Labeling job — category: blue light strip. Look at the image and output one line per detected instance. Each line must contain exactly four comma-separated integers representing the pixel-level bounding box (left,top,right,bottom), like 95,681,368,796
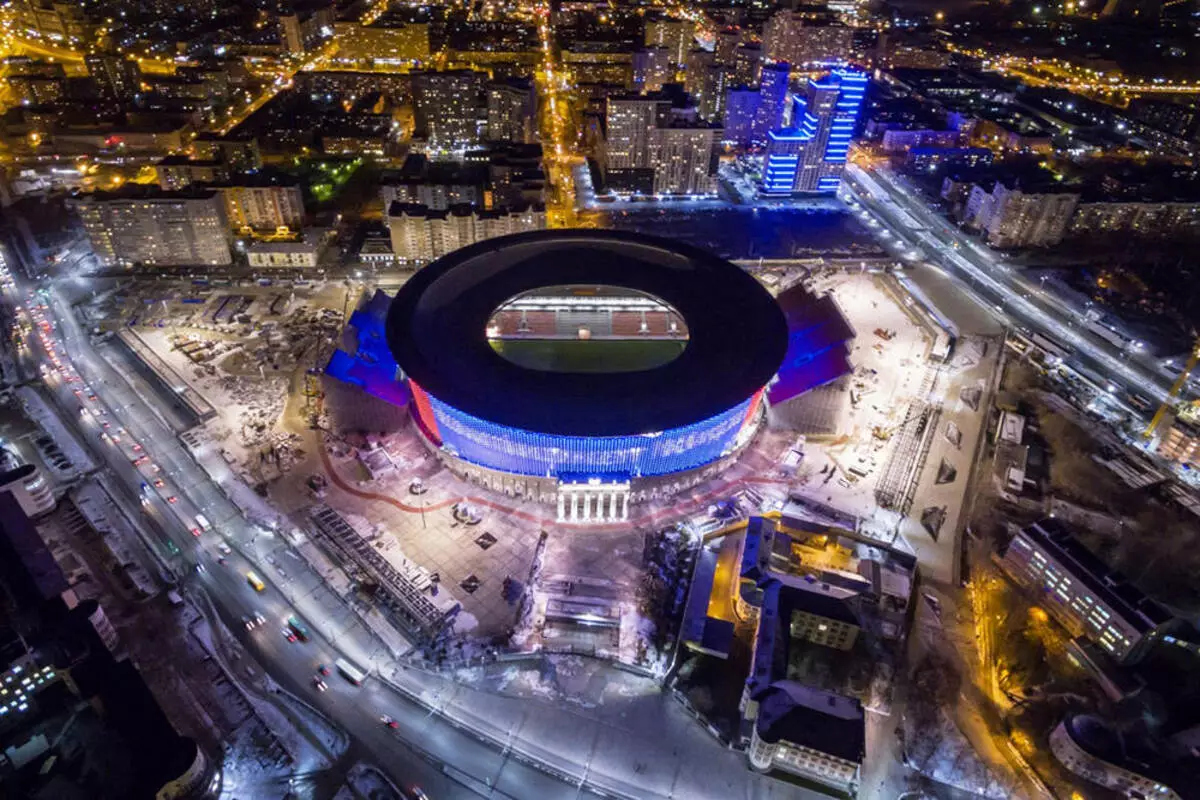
427,393,754,478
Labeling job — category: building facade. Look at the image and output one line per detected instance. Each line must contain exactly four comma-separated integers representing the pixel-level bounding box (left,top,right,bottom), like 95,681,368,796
966,183,1080,248
386,202,546,263
760,68,867,195
218,181,305,234
998,518,1172,663
1157,419,1200,467
412,70,487,153
644,18,694,66
762,11,853,68
632,47,673,94
77,190,232,267
486,79,537,144
649,125,722,196
752,62,792,147
603,95,670,170
1050,715,1181,800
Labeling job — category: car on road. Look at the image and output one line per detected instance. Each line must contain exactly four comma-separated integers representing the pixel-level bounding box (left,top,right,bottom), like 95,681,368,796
313,677,328,692
153,478,164,488
167,496,178,504
380,715,399,729
246,572,265,592
190,527,201,537
316,664,331,676
281,627,298,643
216,543,231,555
406,788,428,800
132,443,142,452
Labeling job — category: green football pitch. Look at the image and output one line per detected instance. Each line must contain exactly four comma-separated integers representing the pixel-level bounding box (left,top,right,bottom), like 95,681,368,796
489,338,686,373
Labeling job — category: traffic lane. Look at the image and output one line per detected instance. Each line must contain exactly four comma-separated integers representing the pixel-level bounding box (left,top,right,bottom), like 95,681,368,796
197,552,476,800
361,679,607,800
844,179,1158,403
858,168,1170,398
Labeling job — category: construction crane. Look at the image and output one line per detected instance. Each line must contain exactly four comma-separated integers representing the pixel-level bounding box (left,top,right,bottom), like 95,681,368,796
1143,337,1200,440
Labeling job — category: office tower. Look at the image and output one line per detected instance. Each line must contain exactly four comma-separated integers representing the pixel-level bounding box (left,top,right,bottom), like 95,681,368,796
724,86,761,145
85,52,139,100
632,47,673,94
763,11,853,67
604,96,671,170
644,17,695,66
698,65,730,123
733,43,763,86
486,78,537,143
760,67,866,195
412,70,487,152
753,62,792,147
76,189,232,266
649,125,722,195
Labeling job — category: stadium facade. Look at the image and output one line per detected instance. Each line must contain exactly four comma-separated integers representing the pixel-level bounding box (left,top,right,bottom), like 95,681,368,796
327,230,854,523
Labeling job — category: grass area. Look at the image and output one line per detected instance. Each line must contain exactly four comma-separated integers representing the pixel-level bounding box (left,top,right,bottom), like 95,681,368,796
489,338,685,373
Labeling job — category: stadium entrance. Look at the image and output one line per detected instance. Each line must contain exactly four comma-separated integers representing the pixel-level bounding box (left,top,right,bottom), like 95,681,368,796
486,285,688,374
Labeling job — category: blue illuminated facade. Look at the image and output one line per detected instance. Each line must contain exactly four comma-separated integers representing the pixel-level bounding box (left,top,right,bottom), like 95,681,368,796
759,68,867,196
418,388,757,480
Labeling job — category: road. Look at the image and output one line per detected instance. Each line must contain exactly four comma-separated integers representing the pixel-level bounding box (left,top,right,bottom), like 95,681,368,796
2,247,620,799
842,164,1176,409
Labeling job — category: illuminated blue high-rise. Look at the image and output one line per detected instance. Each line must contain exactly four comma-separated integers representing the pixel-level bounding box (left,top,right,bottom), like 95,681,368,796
759,68,867,195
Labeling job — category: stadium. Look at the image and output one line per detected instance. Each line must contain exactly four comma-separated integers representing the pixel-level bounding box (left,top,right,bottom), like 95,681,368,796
327,230,855,522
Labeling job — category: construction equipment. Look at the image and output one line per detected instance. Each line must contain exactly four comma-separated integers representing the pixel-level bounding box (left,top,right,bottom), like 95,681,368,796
1144,337,1200,440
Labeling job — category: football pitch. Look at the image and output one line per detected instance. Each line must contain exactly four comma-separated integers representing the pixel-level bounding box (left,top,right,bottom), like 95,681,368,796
489,338,686,373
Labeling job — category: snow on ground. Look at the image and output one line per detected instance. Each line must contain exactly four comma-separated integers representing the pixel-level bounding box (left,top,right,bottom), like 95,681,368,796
912,711,1014,799
333,762,403,800
137,328,288,470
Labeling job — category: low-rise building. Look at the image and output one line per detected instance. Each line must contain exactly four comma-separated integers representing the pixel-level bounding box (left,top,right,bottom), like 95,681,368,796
905,146,993,173
1157,418,1200,467
245,230,331,268
998,518,1173,663
1050,715,1182,800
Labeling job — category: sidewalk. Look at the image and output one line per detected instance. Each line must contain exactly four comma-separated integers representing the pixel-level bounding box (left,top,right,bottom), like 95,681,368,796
382,661,825,800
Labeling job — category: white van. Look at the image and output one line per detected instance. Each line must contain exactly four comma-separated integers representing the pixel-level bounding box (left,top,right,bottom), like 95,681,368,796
194,514,213,531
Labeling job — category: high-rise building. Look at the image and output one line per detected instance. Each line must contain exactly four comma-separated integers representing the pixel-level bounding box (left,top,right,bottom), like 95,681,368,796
412,70,487,153
733,43,763,87
632,47,673,94
760,68,866,195
964,181,1080,248
698,65,730,123
486,78,537,144
603,96,719,195
604,96,671,170
714,28,745,66
753,62,792,147
762,11,853,67
649,125,722,195
278,5,334,56
84,52,139,101
644,17,695,66
76,189,232,266
217,176,306,234
684,49,715,99
724,86,762,145
387,201,546,263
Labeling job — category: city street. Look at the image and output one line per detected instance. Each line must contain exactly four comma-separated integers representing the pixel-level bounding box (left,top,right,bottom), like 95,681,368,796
842,164,1175,409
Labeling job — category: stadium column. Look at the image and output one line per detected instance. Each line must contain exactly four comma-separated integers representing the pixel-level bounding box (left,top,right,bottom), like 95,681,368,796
557,491,566,522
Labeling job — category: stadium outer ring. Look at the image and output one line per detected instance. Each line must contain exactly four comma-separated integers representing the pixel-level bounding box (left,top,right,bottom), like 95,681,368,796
385,229,789,439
